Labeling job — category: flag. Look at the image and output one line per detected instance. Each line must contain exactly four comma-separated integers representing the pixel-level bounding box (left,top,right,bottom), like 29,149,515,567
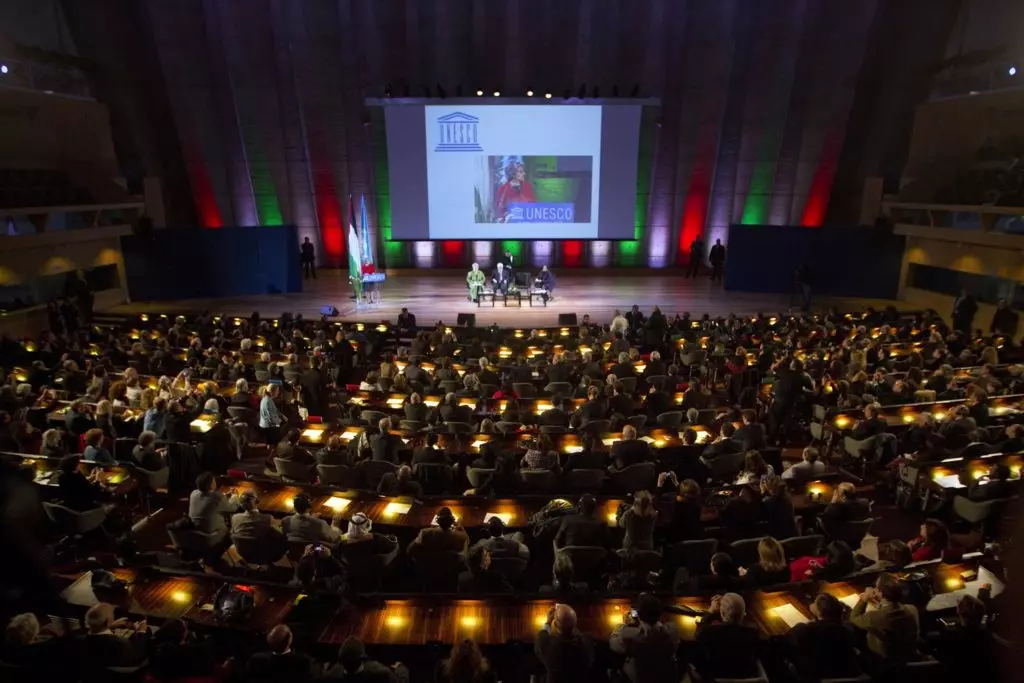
359,194,374,267
347,195,362,287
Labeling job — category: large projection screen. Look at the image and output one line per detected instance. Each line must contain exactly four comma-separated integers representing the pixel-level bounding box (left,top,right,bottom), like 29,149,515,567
384,103,641,240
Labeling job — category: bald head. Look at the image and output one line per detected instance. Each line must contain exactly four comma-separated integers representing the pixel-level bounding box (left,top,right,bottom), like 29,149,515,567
267,624,293,654
622,425,637,440
551,603,577,635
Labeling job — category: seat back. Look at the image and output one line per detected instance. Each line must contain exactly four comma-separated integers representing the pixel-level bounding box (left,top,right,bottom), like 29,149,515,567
567,468,606,492
444,421,474,434
495,421,522,434
558,546,608,581
167,526,220,553
670,538,719,575
608,462,657,493
656,411,683,428
232,531,286,565
705,451,745,481
42,501,107,535
833,517,874,549
681,350,707,367
413,462,455,495
618,377,637,394
578,419,611,434
317,464,360,487
953,495,1013,525
780,534,824,560
616,548,663,572
545,382,574,398
399,420,425,433
131,466,170,490
539,425,567,434
727,536,768,566
645,375,669,390
490,556,528,583
360,410,388,425
626,415,648,430
273,458,314,482
356,459,398,488
513,383,537,398
466,467,495,488
844,436,878,460
520,469,559,493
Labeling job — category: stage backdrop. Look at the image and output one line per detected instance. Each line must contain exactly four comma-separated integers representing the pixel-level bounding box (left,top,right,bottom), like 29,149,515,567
120,226,302,301
723,225,904,299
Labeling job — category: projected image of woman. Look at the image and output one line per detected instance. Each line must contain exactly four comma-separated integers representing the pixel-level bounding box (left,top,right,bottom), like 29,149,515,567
495,160,536,222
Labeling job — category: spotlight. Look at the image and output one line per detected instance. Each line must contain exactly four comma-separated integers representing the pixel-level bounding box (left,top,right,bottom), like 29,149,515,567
0,65,7,75
476,89,484,96
493,91,500,97
577,83,587,98
1011,66,1018,76
526,89,534,96
544,92,552,99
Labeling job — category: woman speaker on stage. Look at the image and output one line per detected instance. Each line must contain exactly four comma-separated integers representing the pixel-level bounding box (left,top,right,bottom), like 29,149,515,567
466,263,486,303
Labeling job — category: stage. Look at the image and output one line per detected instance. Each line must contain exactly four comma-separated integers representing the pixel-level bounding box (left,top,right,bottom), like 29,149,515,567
110,269,900,326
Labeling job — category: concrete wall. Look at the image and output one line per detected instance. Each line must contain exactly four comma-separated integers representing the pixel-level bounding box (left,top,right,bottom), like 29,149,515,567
0,88,125,202
0,225,131,286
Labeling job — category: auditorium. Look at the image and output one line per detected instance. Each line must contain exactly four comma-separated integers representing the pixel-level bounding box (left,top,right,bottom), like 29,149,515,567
0,1,1022,682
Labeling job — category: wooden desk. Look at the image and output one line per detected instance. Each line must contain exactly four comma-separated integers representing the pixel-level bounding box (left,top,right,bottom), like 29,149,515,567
4,452,135,495
826,393,1024,432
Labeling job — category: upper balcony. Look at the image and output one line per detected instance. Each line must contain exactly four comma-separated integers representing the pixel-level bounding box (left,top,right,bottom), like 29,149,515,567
882,201,1024,249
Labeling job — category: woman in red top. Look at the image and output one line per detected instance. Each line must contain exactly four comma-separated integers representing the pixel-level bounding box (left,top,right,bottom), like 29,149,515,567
494,160,536,220
491,381,519,400
908,518,950,562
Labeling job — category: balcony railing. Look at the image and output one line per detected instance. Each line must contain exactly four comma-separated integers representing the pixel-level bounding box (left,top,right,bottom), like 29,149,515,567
882,201,1024,235
1,202,145,236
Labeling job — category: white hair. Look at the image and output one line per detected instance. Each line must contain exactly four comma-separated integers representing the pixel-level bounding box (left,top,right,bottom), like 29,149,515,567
650,351,660,361
240,338,253,351
720,593,746,623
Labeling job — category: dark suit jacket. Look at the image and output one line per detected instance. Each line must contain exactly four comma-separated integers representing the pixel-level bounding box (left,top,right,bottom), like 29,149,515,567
370,433,402,463
546,364,571,384
579,399,608,422
78,633,148,671
610,439,651,469
245,651,318,683
555,513,607,547
611,362,636,379
404,402,428,423
967,479,1015,502
786,621,861,680
644,390,673,419
694,619,760,680
410,526,468,553
732,422,767,450
58,471,105,511
534,630,595,683
701,438,742,460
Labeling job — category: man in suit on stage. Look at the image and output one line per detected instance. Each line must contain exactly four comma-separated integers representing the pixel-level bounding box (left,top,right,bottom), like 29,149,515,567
709,239,726,282
537,265,556,301
501,249,516,271
493,262,512,295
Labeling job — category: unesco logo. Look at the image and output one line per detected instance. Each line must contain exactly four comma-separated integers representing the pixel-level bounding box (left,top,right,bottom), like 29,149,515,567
435,112,482,152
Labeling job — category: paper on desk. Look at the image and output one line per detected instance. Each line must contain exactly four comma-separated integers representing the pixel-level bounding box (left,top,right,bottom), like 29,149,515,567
640,436,656,444
927,566,1004,612
562,445,583,454
772,603,809,628
839,594,860,609
471,440,486,449
932,474,963,489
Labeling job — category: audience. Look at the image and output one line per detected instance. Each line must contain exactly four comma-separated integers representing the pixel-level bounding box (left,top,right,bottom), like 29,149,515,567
609,594,680,683
535,604,594,683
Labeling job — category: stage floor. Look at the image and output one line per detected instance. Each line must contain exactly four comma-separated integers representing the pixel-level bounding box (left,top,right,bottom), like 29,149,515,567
110,270,900,326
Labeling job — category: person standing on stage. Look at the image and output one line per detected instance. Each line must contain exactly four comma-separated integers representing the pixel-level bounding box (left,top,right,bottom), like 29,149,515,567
794,264,813,312
709,239,726,282
467,263,487,302
492,262,511,295
300,237,316,280
686,236,704,279
537,265,556,301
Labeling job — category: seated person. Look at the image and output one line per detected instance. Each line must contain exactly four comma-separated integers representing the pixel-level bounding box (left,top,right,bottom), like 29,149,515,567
492,262,511,295
408,506,468,553
57,455,110,511
188,472,239,541
148,619,217,683
370,417,403,462
81,602,149,670
275,428,314,467
131,430,166,472
554,494,607,548
925,594,997,680
907,518,950,562
818,481,871,535
281,493,342,544
850,573,920,664
377,464,424,497
458,546,512,593
782,446,826,482
466,262,487,302
315,434,350,467
291,544,348,594
609,425,650,472
472,515,530,561
609,594,681,683
786,593,862,680
230,490,277,539
694,593,759,681
732,409,768,450
967,463,1015,501
536,265,556,300
675,552,744,594
1,613,68,675
740,537,790,587
82,428,113,465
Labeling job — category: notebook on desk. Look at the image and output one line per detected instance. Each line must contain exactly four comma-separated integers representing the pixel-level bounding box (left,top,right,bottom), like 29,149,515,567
926,566,1004,612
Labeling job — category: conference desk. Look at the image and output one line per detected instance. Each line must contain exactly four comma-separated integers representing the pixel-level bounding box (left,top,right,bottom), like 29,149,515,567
4,451,135,493
60,556,991,645
826,393,1024,432
219,471,841,530
913,450,1023,495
